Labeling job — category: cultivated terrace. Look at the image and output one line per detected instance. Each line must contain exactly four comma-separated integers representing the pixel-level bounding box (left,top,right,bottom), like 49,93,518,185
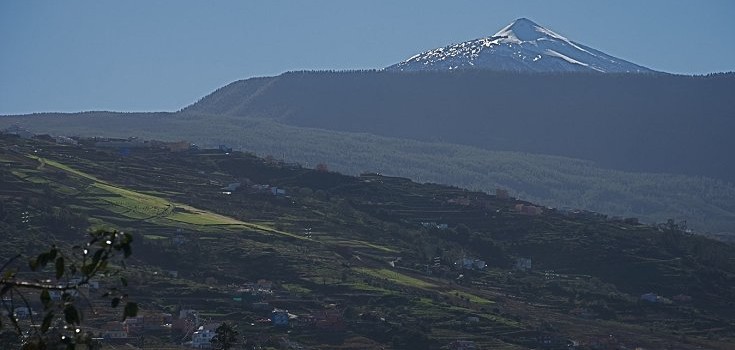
1,132,734,349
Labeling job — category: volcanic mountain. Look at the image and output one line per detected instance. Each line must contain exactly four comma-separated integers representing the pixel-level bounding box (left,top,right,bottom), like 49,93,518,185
387,18,656,73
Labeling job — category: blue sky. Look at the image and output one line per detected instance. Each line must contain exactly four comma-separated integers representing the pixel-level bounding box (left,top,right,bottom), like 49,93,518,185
1,0,734,115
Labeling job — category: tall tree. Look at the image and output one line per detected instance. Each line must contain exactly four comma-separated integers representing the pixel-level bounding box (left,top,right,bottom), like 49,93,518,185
0,228,137,349
211,322,238,350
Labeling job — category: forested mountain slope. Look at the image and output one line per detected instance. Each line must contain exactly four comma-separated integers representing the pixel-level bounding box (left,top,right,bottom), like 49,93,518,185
1,113,735,234
186,71,735,182
3,71,735,234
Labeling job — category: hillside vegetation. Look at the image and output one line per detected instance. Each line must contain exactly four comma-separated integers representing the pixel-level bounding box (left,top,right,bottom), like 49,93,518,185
1,114,734,234
1,133,735,349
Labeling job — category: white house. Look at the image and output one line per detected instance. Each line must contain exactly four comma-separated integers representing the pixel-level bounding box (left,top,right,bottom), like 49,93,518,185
640,292,659,303
192,327,215,348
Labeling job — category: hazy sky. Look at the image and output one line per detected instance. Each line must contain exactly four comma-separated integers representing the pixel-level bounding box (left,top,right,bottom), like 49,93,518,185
1,0,734,115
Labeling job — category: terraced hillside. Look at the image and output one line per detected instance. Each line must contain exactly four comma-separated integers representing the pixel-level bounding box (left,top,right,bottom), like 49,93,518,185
1,133,734,349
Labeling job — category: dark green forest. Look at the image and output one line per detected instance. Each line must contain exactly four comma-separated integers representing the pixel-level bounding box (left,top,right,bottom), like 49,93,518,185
187,71,735,182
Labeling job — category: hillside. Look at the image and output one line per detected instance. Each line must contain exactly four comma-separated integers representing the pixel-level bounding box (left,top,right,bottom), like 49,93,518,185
183,71,735,183
1,133,735,349
2,112,735,234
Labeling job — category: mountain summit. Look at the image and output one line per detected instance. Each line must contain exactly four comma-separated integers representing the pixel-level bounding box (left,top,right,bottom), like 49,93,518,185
386,18,655,73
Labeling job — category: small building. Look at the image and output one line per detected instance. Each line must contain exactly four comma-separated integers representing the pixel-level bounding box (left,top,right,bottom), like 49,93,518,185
49,291,62,301
515,257,532,271
101,322,128,339
272,309,289,327
192,327,215,348
271,187,286,196
87,280,100,289
640,292,659,303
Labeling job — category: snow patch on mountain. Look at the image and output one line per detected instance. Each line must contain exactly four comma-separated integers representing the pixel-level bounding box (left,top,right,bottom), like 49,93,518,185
386,18,655,73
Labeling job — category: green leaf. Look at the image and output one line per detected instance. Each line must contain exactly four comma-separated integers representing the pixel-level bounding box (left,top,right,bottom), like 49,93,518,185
55,257,65,280
41,311,54,333
31,249,57,271
2,269,16,280
63,305,80,325
40,289,51,309
123,302,138,320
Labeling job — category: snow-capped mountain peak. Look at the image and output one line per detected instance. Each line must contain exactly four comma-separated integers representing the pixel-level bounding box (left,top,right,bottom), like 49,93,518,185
494,18,564,43
386,18,655,73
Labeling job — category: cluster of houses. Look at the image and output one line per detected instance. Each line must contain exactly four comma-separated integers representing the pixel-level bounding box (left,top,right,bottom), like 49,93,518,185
421,222,449,230
191,326,216,348
639,292,692,304
2,124,34,139
178,305,343,348
454,257,487,271
221,181,287,196
97,311,175,341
